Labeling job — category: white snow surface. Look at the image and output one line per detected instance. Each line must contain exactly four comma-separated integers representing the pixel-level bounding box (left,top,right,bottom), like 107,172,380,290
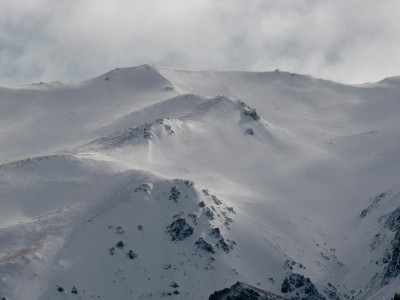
1,65,400,299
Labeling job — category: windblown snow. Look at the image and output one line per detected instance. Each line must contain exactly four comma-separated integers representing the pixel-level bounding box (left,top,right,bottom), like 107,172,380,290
1,65,400,299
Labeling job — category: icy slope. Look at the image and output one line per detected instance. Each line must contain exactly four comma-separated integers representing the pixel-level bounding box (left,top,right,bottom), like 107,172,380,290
1,65,400,299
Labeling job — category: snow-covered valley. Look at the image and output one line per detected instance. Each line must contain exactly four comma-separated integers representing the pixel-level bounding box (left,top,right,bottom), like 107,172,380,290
1,65,400,299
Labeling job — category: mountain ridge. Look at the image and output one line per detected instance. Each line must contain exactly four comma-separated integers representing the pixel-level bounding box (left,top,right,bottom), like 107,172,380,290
1,64,400,299
4,64,400,90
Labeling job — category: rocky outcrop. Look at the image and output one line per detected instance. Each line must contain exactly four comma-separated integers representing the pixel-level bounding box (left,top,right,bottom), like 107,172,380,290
209,282,286,300
281,273,325,300
167,218,194,241
195,237,215,253
83,118,175,150
382,207,400,285
239,101,260,121
169,186,181,202
360,191,390,219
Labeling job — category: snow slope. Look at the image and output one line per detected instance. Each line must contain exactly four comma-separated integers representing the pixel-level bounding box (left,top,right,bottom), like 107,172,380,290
1,65,400,299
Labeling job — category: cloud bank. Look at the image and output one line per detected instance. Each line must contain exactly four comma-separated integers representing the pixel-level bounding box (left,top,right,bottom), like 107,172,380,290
0,0,399,85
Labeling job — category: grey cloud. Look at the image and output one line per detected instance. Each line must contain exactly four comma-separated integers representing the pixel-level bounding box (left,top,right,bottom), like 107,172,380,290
0,0,399,85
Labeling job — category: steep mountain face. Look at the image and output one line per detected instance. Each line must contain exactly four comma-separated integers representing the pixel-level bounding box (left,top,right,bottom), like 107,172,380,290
1,65,400,299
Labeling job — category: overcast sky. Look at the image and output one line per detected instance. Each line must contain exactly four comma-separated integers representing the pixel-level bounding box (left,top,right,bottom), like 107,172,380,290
1,0,399,85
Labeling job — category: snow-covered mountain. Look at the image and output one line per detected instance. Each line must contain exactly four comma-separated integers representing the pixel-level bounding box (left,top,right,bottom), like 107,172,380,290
1,65,400,299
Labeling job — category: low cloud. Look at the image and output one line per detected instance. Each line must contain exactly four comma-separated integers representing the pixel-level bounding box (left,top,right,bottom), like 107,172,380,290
1,0,399,85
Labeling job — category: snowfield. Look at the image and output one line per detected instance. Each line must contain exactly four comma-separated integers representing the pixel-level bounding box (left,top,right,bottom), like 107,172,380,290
1,65,400,299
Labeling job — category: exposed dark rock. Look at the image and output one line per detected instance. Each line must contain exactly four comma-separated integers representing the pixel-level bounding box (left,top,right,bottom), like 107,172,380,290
323,282,340,300
218,237,236,253
167,218,194,241
135,183,152,193
204,207,215,220
57,286,64,293
195,237,215,253
281,279,290,293
210,227,221,239
246,127,255,135
268,277,275,284
170,281,179,288
164,124,174,135
284,259,296,270
85,121,165,150
184,180,195,187
227,206,236,214
116,226,124,235
71,286,78,294
116,241,124,248
188,213,198,225
221,211,234,227
169,186,181,202
382,229,400,285
128,250,138,259
209,281,285,300
198,201,206,208
384,207,400,231
239,101,260,121
360,192,390,219
163,264,172,270
281,273,325,300
379,207,400,286
143,127,151,139
211,195,222,205
108,247,115,255
202,189,210,196
137,225,143,231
